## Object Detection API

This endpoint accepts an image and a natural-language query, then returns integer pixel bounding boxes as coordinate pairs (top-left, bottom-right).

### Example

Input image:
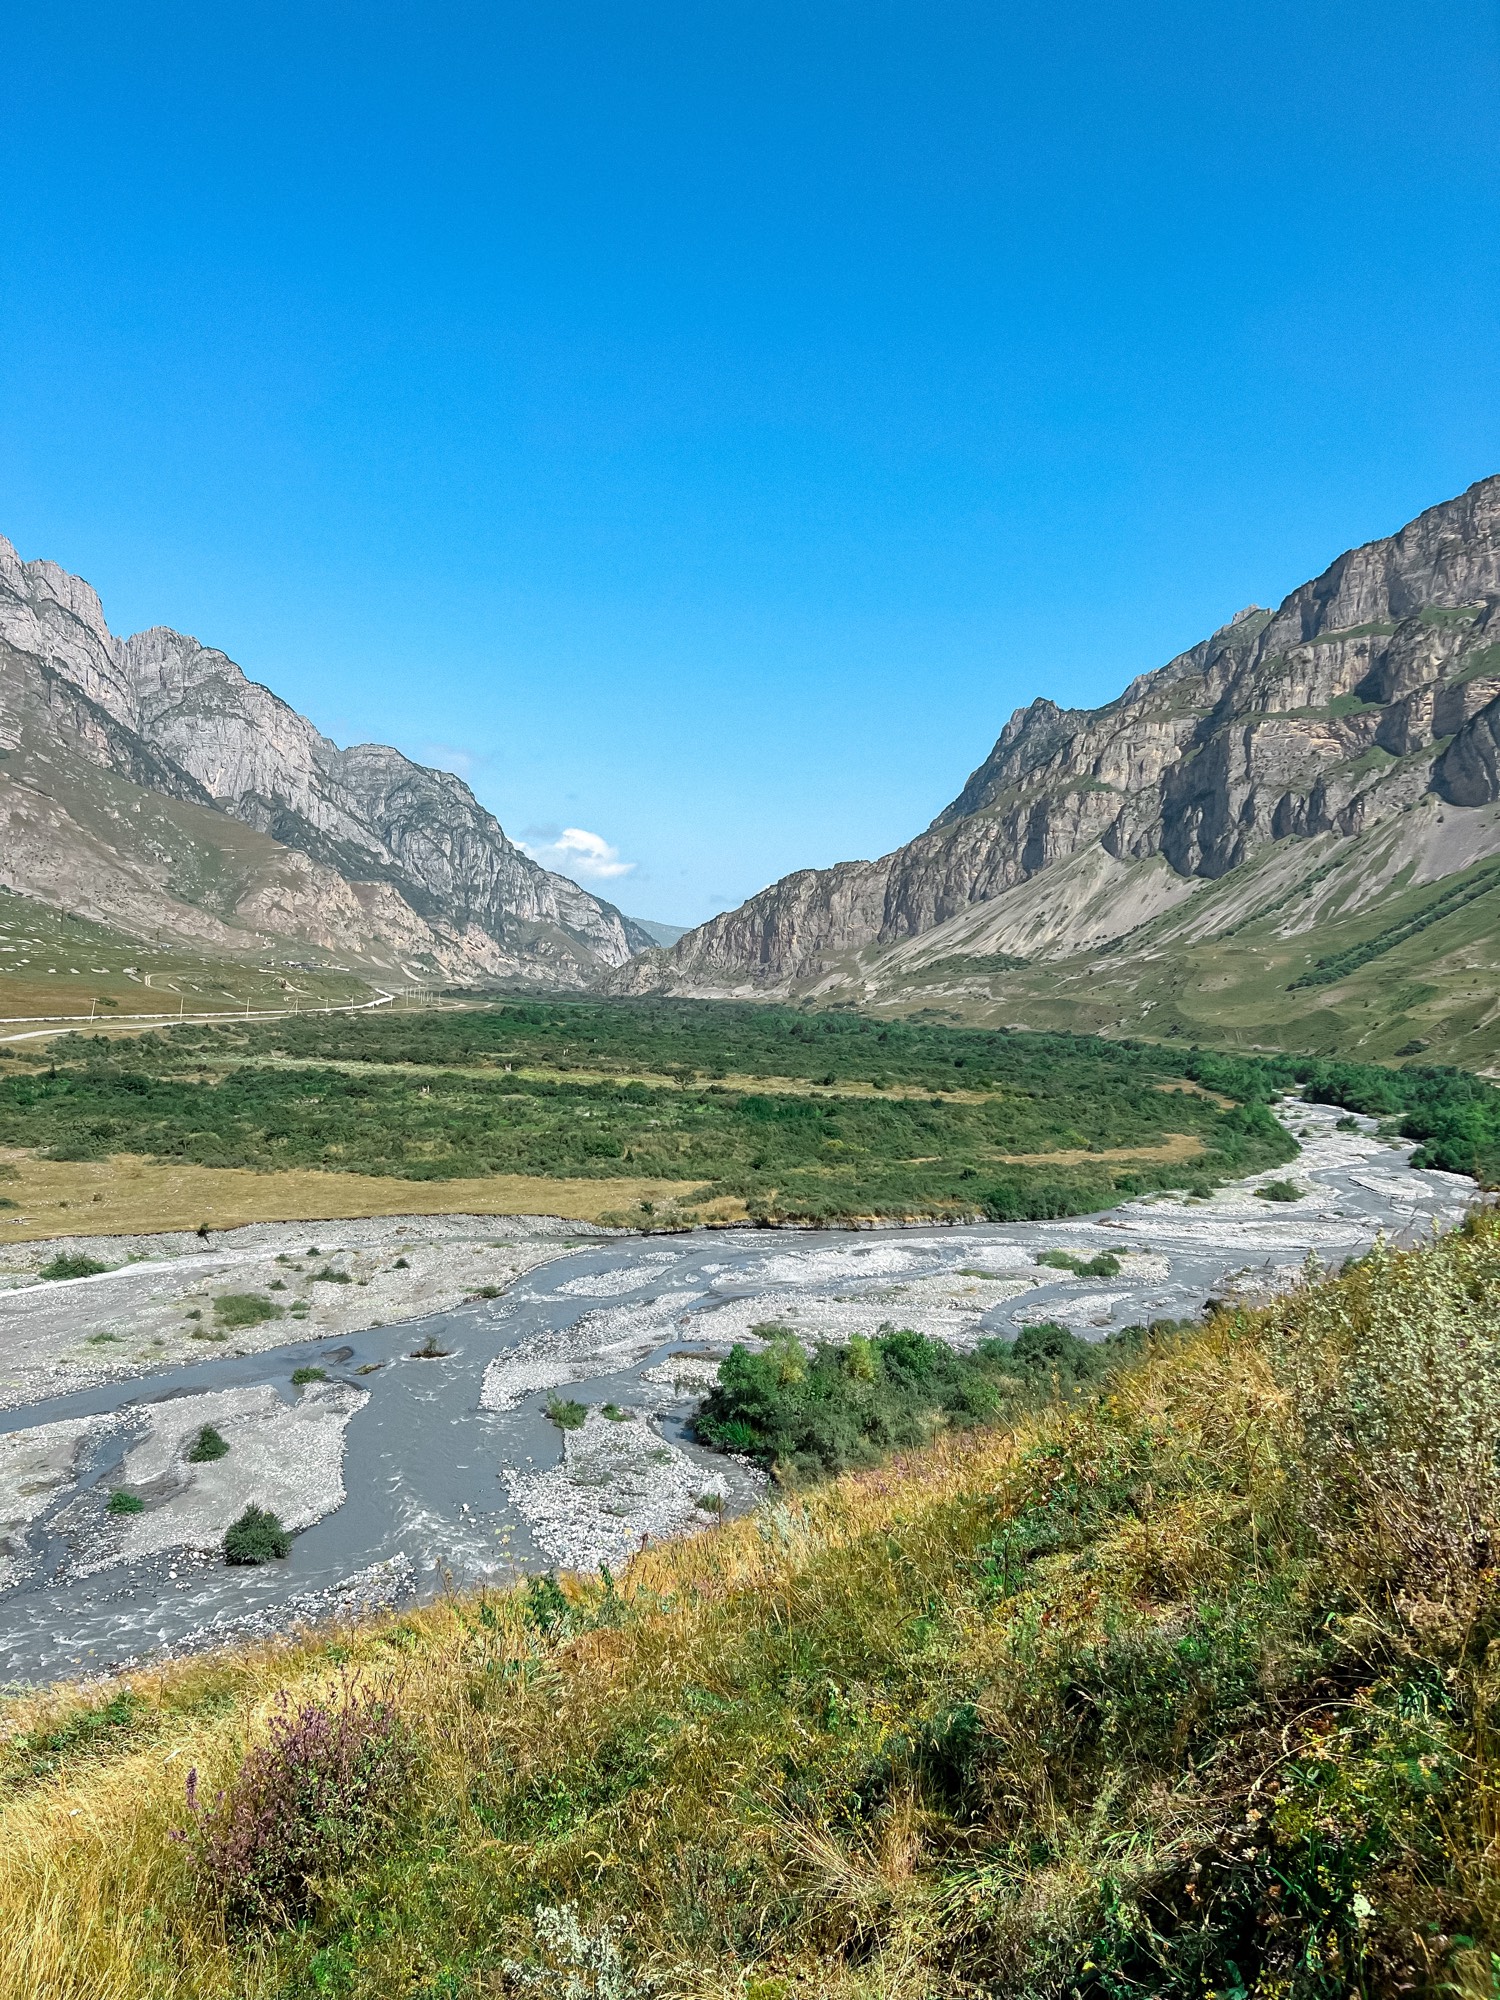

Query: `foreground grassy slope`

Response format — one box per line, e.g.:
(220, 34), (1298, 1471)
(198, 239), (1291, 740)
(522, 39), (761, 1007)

(5, 1211), (1500, 1998)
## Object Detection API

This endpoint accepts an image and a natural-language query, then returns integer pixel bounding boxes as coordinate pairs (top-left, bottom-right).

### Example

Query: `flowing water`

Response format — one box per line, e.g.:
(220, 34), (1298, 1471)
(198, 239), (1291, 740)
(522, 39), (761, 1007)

(0, 1103), (1473, 1683)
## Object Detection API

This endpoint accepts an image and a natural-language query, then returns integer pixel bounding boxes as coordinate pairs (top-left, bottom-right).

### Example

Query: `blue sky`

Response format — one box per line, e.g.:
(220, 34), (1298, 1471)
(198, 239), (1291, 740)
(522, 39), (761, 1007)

(1, 3), (1496, 926)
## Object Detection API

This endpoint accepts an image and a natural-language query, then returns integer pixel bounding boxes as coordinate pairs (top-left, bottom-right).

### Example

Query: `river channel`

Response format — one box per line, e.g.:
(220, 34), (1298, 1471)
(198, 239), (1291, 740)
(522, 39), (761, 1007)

(0, 1101), (1475, 1684)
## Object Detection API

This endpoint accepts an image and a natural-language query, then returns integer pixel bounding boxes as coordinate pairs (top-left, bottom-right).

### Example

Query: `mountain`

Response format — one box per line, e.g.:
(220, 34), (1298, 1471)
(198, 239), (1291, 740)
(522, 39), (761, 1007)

(615, 475), (1500, 1063)
(626, 917), (690, 948)
(0, 539), (653, 986)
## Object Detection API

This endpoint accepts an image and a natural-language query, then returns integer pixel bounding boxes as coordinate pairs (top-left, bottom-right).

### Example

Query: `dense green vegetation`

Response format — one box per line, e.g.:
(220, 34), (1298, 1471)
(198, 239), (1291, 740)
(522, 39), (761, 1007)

(1, 997), (1495, 1219)
(695, 1320), (1146, 1480)
(222, 1506), (290, 1565)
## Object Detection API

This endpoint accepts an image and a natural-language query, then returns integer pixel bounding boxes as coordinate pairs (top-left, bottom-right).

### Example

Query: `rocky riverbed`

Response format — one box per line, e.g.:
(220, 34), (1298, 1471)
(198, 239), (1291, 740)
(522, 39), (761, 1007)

(0, 1103), (1476, 1684)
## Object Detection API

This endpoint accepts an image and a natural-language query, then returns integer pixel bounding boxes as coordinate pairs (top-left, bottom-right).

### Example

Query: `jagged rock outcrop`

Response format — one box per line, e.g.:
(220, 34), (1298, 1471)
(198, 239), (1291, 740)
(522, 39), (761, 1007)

(620, 474), (1500, 994)
(0, 538), (651, 982)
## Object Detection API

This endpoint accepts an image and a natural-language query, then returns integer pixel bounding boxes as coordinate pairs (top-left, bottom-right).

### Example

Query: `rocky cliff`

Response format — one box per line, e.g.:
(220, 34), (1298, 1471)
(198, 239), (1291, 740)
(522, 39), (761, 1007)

(0, 540), (650, 984)
(618, 475), (1500, 996)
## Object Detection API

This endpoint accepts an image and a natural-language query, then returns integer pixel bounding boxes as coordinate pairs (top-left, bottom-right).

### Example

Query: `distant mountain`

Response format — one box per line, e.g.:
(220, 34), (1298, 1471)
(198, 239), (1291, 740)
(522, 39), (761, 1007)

(626, 917), (689, 948)
(0, 540), (654, 985)
(616, 476), (1500, 1064)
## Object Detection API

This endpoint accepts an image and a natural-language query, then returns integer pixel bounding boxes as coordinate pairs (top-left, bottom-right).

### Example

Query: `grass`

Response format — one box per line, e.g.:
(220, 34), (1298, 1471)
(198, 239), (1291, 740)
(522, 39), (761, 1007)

(1288, 860), (1500, 989)
(0, 1149), (719, 1243)
(211, 1293), (281, 1330)
(0, 885), (368, 1026)
(7, 1211), (1500, 1996)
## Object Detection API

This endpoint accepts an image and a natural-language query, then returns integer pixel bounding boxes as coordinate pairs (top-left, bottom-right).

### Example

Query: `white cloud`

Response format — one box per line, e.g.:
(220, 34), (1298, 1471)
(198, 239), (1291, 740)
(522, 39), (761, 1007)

(520, 826), (636, 883)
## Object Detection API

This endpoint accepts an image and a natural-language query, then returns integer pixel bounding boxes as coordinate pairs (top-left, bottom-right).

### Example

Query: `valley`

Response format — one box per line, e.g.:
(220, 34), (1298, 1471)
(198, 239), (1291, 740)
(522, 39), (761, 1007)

(0, 1098), (1469, 1684)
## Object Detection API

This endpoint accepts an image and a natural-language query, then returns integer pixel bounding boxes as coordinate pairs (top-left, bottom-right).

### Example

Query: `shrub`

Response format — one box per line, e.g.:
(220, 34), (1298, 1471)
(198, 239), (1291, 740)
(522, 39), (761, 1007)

(502, 1902), (638, 1997)
(213, 1293), (282, 1329)
(1035, 1248), (1122, 1277)
(223, 1505), (291, 1564)
(696, 1322), (1127, 1481)
(38, 1253), (108, 1281)
(409, 1332), (450, 1359)
(311, 1266), (351, 1285)
(187, 1425), (229, 1463)
(105, 1490), (144, 1515)
(392, 1256), (410, 1269)
(1255, 1178), (1303, 1202)
(290, 1366), (326, 1387)
(545, 1396), (588, 1430)
(179, 1682), (413, 1921)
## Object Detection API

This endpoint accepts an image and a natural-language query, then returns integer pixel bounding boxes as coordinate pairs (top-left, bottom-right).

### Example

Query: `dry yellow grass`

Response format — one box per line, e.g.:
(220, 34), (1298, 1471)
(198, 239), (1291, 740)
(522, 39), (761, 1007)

(0, 1150), (746, 1243)
(0, 1420), (1034, 2000)
(3, 1220), (1499, 1996)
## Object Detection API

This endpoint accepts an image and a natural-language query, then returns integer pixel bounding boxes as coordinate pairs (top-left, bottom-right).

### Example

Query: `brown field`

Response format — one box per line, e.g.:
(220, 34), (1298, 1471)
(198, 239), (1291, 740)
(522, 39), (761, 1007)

(0, 1125), (1205, 1245)
(0, 1152), (744, 1243)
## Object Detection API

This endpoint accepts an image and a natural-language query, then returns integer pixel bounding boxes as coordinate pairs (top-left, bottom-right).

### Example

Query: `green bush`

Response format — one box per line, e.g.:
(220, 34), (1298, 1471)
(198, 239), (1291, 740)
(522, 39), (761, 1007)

(213, 1293), (282, 1329)
(290, 1366), (326, 1387)
(311, 1267), (352, 1285)
(695, 1322), (1130, 1482)
(105, 1491), (144, 1516)
(1035, 1248), (1122, 1277)
(223, 1505), (291, 1565)
(187, 1425), (229, 1463)
(38, 1253), (108, 1281)
(545, 1396), (588, 1431)
(1256, 1178), (1303, 1202)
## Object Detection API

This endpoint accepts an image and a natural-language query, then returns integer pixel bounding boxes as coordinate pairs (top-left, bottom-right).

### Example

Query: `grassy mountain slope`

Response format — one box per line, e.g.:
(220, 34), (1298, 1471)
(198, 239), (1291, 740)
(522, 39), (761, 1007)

(856, 816), (1500, 1067)
(4, 1210), (1500, 1998)
(0, 887), (369, 1024)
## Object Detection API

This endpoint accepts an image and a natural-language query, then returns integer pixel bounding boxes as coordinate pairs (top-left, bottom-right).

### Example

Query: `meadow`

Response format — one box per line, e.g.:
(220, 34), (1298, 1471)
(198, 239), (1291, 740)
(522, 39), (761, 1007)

(3, 1206), (1499, 1997)
(0, 1002), (1320, 1225)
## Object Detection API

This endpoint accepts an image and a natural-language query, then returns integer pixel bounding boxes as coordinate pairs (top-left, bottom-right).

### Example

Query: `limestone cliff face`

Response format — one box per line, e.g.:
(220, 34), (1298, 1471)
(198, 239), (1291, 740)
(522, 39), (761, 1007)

(0, 540), (649, 981)
(621, 474), (1500, 994)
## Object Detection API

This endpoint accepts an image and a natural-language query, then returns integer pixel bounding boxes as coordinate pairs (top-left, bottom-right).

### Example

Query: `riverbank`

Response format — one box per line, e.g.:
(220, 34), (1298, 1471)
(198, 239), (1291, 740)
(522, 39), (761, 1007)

(0, 1099), (1475, 1685)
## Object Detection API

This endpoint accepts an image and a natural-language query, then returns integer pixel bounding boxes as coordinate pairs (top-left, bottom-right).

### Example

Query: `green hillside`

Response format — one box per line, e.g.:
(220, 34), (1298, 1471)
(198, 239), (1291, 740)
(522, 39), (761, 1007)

(872, 847), (1500, 1070)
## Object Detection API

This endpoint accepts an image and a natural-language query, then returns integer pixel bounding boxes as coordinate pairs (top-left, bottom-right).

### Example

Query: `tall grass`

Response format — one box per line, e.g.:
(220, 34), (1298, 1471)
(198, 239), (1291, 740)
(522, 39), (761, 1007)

(5, 1216), (1500, 1996)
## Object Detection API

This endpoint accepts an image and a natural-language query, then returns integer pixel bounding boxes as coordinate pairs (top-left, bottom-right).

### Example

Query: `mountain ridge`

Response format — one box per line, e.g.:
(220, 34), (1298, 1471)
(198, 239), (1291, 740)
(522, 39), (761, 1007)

(0, 538), (650, 985)
(614, 474), (1500, 1038)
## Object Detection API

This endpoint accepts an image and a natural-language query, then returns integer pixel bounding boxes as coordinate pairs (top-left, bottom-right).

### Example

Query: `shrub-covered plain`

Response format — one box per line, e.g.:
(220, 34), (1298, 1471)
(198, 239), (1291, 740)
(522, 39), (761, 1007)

(0, 1000), (1445, 1225)
(1, 1000), (1492, 1224)
(6, 1212), (1500, 1996)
